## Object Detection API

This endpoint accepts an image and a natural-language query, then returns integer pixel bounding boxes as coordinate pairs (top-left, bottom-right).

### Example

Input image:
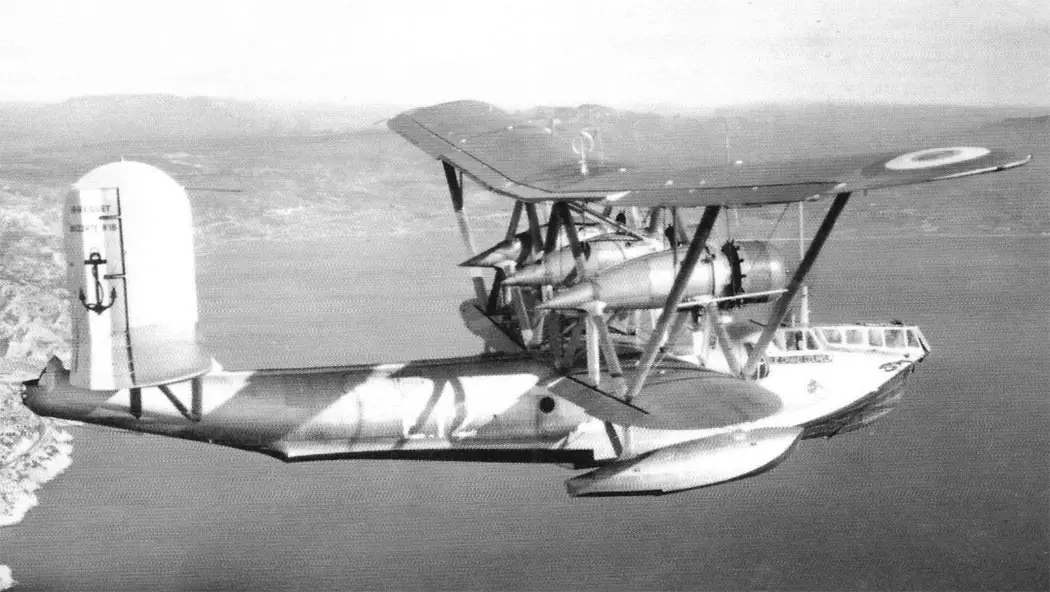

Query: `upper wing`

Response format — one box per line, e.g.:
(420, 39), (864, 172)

(389, 100), (1031, 206)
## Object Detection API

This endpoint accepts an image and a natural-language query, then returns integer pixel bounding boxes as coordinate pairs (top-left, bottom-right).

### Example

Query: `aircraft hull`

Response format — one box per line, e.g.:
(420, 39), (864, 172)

(22, 354), (597, 461)
(22, 341), (922, 469)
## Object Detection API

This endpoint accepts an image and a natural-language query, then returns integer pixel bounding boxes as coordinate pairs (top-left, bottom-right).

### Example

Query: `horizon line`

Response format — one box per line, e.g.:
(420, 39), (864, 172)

(0, 94), (1047, 113)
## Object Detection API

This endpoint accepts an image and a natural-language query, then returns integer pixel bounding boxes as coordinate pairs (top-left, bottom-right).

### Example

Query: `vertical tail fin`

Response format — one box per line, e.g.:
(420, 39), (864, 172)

(66, 161), (210, 390)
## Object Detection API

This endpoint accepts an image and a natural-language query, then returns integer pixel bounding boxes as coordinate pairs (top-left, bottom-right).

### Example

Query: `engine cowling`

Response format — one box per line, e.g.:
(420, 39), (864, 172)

(537, 239), (789, 310)
(503, 235), (663, 286)
(719, 240), (788, 306)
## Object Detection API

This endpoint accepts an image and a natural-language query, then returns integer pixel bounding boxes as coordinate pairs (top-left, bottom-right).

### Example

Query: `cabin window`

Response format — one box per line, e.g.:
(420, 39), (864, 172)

(907, 329), (921, 348)
(846, 329), (864, 345)
(885, 329), (906, 349)
(822, 328), (843, 344)
(868, 329), (884, 347)
(782, 329), (819, 351)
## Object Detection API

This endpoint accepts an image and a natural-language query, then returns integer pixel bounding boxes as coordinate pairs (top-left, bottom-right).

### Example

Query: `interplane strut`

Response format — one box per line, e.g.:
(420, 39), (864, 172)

(625, 206), (721, 402)
(741, 192), (851, 377)
(443, 161), (487, 304)
(706, 303), (743, 377)
(525, 203), (543, 257)
(555, 202), (589, 280)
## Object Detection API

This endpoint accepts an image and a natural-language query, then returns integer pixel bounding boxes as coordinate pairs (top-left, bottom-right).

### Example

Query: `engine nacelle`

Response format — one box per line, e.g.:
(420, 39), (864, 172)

(503, 235), (663, 286)
(719, 240), (789, 306)
(537, 239), (788, 310)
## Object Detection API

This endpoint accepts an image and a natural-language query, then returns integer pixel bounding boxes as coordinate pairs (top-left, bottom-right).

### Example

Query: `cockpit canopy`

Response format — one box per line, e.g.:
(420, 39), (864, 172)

(774, 324), (929, 354)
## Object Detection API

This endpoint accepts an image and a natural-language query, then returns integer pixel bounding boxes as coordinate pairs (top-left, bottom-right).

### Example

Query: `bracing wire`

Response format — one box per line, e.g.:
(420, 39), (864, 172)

(765, 203), (792, 241)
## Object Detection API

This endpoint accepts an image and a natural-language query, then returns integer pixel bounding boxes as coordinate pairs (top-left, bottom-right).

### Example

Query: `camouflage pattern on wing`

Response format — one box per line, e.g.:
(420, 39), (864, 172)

(388, 100), (1031, 206)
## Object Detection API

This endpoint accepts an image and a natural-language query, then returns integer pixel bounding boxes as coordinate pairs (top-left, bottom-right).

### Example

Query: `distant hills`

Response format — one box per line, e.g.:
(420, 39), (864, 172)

(0, 95), (404, 147)
(995, 114), (1050, 128)
(0, 94), (1045, 154)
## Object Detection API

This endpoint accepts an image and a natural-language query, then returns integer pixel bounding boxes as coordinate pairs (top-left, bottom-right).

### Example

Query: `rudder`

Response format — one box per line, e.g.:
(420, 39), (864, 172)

(65, 161), (210, 390)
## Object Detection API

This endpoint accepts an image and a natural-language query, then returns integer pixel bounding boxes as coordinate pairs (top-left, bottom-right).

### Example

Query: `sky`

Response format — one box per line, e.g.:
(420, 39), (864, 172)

(1, 0), (1047, 108)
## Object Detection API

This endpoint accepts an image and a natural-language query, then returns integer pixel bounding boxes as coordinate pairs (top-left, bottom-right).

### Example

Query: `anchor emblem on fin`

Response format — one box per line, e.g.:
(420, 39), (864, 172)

(79, 251), (118, 315)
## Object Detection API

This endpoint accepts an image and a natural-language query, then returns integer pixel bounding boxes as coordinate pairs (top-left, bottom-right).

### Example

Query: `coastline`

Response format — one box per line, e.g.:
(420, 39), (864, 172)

(0, 417), (74, 527)
(1, 362), (76, 522)
(0, 376), (75, 591)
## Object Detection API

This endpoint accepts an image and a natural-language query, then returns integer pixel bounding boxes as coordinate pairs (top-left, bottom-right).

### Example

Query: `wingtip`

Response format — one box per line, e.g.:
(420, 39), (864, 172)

(930, 151), (1033, 181)
(1005, 153), (1033, 170)
(999, 153), (1033, 169)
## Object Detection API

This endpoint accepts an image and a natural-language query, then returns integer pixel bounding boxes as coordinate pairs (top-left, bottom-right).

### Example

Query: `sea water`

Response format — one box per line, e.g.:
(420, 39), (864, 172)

(2, 231), (1046, 591)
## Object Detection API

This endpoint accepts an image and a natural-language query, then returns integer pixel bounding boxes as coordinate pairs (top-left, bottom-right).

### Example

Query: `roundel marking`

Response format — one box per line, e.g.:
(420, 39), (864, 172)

(884, 146), (990, 171)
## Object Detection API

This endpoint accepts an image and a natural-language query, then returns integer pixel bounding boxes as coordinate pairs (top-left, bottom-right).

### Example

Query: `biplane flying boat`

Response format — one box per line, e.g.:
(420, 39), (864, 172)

(22, 101), (1030, 496)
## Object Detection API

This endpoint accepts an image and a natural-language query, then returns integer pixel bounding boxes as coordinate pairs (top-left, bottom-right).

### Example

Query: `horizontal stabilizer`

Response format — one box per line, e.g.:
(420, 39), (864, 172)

(389, 101), (1031, 207)
(566, 426), (802, 496)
